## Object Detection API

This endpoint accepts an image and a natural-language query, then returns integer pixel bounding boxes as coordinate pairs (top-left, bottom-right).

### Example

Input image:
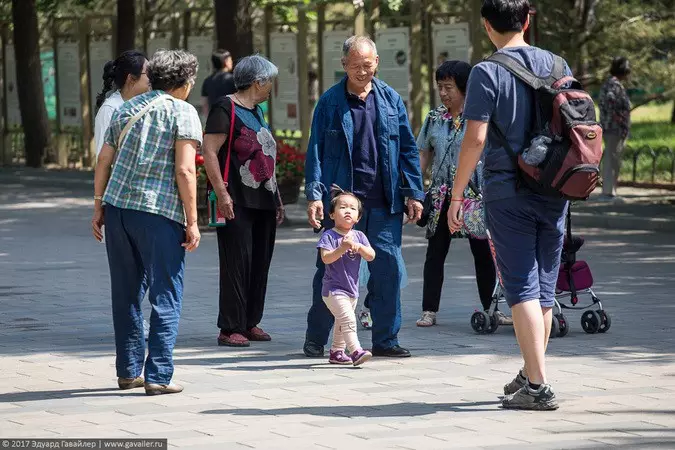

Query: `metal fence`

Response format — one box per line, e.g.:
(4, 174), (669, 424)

(5, 128), (85, 167)
(622, 145), (675, 184)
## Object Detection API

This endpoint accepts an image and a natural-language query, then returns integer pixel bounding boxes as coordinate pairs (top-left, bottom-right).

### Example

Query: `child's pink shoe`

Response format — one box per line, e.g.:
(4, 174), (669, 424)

(328, 349), (352, 365)
(350, 349), (372, 366)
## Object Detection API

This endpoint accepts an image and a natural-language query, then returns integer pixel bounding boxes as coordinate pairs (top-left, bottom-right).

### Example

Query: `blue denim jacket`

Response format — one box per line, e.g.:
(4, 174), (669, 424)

(305, 77), (425, 214)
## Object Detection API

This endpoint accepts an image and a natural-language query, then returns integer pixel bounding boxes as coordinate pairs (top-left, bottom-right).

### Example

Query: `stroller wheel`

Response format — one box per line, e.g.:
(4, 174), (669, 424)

(581, 310), (601, 334)
(597, 310), (611, 333)
(470, 311), (492, 334)
(550, 315), (560, 339)
(555, 313), (569, 338)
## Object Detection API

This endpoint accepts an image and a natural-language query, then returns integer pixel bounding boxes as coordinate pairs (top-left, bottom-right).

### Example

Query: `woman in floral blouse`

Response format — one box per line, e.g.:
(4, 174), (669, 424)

(203, 55), (284, 347)
(415, 61), (506, 328)
(598, 57), (631, 199)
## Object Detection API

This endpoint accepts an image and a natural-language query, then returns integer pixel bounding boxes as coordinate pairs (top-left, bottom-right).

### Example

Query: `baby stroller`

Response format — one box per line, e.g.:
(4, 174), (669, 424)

(550, 206), (610, 337)
(470, 206), (610, 337)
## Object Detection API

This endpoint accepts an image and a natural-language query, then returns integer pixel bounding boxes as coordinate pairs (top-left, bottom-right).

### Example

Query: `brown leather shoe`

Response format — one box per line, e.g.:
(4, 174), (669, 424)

(118, 376), (144, 390)
(144, 383), (184, 396)
(245, 326), (271, 342)
(217, 332), (251, 347)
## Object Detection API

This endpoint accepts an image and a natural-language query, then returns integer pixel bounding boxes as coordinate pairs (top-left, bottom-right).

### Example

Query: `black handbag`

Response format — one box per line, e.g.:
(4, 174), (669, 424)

(416, 191), (434, 227)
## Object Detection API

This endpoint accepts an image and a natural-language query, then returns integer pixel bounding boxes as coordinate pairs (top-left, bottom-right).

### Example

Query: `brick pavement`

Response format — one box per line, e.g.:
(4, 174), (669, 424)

(1, 172), (675, 449)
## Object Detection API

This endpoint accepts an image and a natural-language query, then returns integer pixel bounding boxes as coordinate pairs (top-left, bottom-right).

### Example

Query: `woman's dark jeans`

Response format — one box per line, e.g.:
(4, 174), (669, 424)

(105, 205), (185, 385)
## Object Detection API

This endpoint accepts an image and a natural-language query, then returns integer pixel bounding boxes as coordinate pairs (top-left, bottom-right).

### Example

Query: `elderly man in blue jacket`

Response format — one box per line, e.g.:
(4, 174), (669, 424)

(304, 35), (425, 358)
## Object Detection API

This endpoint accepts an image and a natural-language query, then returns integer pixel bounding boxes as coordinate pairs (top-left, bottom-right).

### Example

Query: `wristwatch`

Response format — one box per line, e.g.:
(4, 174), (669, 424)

(94, 195), (103, 201)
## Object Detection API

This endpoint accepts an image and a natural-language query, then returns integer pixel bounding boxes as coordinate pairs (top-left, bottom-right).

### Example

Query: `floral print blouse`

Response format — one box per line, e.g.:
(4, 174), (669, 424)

(598, 76), (631, 140)
(416, 105), (484, 238)
(205, 98), (279, 211)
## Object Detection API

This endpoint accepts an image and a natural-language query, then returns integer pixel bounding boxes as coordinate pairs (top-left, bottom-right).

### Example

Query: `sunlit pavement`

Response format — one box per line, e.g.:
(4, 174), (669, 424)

(1, 171), (674, 449)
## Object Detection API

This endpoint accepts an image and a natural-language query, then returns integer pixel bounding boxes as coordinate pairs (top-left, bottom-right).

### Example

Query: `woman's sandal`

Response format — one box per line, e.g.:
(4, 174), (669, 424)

(217, 332), (251, 347)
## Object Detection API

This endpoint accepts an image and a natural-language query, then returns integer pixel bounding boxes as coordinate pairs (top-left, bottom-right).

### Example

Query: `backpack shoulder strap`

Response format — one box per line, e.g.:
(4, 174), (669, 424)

(486, 53), (546, 90)
(549, 54), (565, 81)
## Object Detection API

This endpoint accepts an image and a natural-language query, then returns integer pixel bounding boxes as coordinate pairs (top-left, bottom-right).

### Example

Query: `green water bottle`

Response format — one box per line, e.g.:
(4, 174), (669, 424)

(208, 190), (227, 227)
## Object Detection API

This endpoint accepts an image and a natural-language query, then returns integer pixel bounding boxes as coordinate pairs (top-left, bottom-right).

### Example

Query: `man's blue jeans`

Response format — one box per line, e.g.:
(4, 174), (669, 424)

(306, 208), (404, 350)
(104, 205), (185, 385)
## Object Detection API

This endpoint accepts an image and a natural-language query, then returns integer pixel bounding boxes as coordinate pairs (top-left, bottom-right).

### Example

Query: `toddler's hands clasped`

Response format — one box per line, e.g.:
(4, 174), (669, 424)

(340, 233), (362, 255)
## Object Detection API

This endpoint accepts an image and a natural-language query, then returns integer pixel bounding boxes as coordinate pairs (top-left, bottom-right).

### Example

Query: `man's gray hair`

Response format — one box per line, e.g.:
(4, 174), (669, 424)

(341, 35), (378, 63)
(233, 54), (279, 91)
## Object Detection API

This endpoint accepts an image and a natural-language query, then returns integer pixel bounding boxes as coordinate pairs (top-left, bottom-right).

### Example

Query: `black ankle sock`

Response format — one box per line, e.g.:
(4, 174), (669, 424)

(528, 381), (541, 390)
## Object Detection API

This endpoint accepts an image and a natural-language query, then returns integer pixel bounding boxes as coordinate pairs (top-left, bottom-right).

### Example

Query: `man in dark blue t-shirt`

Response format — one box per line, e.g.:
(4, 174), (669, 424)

(449, 0), (568, 411)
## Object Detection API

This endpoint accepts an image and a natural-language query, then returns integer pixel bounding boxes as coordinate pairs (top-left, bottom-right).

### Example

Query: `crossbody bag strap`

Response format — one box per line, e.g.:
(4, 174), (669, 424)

(222, 98), (236, 184)
(117, 94), (168, 149)
(430, 118), (456, 189)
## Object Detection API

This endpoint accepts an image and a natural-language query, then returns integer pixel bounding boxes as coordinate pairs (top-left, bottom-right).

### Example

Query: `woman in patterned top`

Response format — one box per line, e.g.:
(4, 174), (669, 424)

(92, 50), (203, 396)
(415, 60), (505, 328)
(598, 57), (631, 199)
(203, 55), (284, 348)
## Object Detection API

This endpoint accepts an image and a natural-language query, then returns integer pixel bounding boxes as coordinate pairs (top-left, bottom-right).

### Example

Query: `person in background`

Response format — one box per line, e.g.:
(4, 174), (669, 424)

(92, 50), (203, 396)
(598, 57), (631, 200)
(415, 60), (504, 328)
(202, 55), (284, 348)
(94, 50), (151, 340)
(201, 49), (236, 118)
(95, 51), (150, 157)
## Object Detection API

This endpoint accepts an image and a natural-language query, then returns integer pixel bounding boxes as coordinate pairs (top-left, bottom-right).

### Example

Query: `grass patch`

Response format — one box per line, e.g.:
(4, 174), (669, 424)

(620, 101), (675, 183)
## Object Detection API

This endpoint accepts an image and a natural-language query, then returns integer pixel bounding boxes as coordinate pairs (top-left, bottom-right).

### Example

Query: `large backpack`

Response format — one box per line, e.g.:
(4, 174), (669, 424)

(486, 52), (603, 200)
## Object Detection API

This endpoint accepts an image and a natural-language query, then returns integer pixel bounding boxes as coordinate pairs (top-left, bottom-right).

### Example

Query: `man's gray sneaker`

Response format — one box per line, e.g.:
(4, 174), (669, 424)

(502, 384), (559, 411)
(495, 310), (513, 326)
(503, 370), (527, 395)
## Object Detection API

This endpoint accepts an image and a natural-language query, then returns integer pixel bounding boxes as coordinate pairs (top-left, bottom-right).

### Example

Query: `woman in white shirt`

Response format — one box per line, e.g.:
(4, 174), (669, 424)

(94, 50), (151, 338)
(94, 50), (151, 156)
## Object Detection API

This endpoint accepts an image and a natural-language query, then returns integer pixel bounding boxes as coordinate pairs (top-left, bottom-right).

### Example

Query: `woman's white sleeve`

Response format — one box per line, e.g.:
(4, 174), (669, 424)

(94, 106), (114, 156)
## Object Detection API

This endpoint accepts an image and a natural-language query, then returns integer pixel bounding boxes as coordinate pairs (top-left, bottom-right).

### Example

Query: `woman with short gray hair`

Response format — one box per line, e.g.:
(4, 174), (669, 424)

(92, 49), (203, 395)
(203, 54), (284, 347)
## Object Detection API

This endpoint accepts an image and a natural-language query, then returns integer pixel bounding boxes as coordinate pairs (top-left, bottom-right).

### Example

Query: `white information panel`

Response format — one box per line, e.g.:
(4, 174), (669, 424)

(147, 36), (172, 58)
(56, 40), (82, 129)
(4, 44), (21, 127)
(88, 38), (112, 119)
(375, 27), (410, 106)
(187, 35), (213, 114)
(269, 32), (299, 131)
(322, 30), (350, 93)
(431, 22), (471, 107)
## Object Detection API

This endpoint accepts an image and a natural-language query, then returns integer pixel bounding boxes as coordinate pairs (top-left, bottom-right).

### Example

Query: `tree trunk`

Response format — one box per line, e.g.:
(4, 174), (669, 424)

(116, 0), (136, 54)
(214, 0), (253, 63)
(572, 0), (599, 83)
(11, 0), (52, 168)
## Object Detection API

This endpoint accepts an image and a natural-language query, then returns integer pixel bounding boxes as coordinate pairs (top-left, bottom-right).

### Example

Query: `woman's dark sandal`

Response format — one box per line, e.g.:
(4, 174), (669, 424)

(217, 332), (251, 347)
(118, 376), (144, 390)
(245, 327), (271, 342)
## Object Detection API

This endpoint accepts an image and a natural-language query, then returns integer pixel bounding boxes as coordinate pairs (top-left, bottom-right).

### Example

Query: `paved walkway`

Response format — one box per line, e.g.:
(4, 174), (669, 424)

(1, 169), (675, 449)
